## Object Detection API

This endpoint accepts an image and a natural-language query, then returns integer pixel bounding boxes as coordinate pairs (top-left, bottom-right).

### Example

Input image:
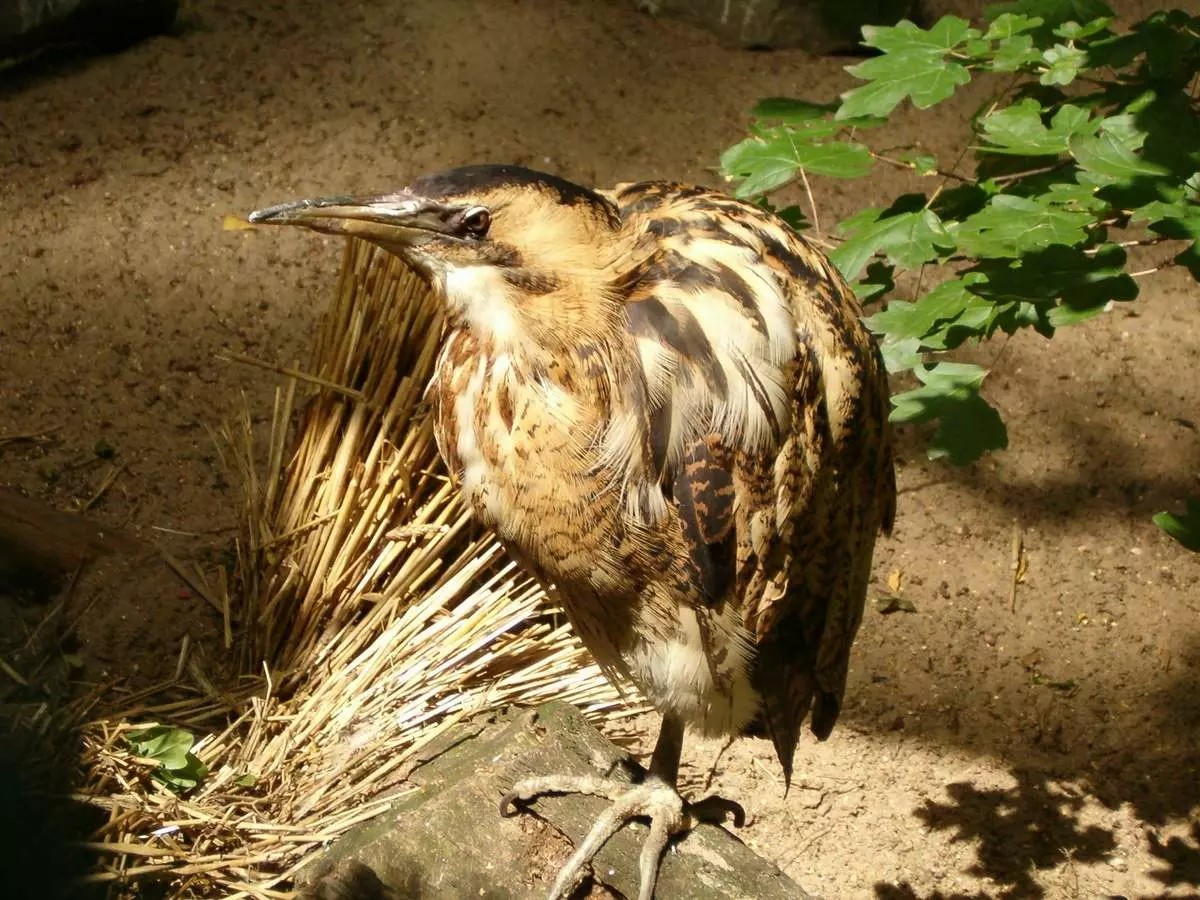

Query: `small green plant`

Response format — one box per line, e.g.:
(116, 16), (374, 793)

(1154, 499), (1200, 551)
(720, 0), (1199, 543)
(126, 725), (208, 792)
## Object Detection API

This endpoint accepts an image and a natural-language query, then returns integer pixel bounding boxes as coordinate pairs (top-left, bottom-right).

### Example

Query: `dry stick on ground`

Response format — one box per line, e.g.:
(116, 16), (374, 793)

(77, 238), (643, 897)
(1010, 521), (1024, 613)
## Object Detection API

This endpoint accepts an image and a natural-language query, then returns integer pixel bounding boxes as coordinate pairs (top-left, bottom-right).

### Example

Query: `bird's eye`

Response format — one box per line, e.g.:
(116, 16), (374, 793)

(461, 207), (491, 238)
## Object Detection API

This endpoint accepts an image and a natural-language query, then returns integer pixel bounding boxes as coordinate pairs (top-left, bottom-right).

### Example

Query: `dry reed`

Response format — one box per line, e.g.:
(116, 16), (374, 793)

(77, 238), (644, 898)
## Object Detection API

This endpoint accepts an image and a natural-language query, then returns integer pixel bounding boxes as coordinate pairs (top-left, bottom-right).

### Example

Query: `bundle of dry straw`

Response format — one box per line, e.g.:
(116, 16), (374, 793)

(78, 238), (644, 898)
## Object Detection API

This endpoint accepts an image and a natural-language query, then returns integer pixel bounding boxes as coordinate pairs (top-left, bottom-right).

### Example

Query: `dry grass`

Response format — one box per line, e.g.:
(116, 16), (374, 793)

(75, 239), (644, 898)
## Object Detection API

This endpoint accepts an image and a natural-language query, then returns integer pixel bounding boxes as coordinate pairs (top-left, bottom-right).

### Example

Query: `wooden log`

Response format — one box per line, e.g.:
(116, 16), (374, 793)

(296, 701), (811, 900)
(0, 487), (143, 589)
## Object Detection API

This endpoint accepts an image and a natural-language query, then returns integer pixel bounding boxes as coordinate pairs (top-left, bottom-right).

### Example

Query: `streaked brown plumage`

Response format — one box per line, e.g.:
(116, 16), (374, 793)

(249, 164), (896, 900)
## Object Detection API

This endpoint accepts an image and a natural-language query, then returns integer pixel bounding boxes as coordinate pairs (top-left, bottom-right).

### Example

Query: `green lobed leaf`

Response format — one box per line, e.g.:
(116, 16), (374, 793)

(984, 12), (1044, 39)
(879, 336), (924, 374)
(1154, 498), (1200, 552)
(889, 362), (1008, 464)
(985, 0), (1114, 33)
(750, 98), (839, 124)
(1096, 113), (1147, 152)
(838, 51), (972, 120)
(720, 129), (873, 198)
(1054, 16), (1112, 39)
(864, 275), (983, 344)
(861, 16), (979, 54)
(774, 205), (810, 231)
(1040, 43), (1088, 85)
(978, 98), (1097, 155)
(1146, 207), (1200, 280)
(990, 34), (1044, 70)
(1069, 131), (1172, 186)
(1041, 181), (1107, 213)
(969, 244), (1138, 325)
(952, 194), (1092, 257)
(853, 260), (896, 303)
(831, 198), (955, 280)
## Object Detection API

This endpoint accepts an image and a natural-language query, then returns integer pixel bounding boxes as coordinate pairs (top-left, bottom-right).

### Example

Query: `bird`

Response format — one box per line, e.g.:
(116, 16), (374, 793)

(248, 163), (897, 900)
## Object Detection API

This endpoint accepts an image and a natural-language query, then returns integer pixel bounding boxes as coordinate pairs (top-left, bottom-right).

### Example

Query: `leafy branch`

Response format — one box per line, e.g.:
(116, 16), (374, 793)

(720, 0), (1200, 546)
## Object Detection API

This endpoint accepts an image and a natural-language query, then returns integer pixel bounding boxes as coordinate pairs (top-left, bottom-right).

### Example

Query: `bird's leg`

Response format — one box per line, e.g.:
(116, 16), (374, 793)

(499, 714), (743, 900)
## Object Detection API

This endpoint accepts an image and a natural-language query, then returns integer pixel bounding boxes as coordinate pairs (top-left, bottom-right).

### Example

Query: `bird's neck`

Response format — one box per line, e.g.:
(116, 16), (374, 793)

(440, 263), (622, 359)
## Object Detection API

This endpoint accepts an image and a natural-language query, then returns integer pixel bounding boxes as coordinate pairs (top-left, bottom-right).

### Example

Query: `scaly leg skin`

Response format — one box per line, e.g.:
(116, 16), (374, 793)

(498, 714), (745, 900)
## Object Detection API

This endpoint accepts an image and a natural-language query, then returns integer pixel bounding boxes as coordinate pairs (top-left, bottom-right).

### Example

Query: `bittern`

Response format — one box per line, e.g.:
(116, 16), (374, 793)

(249, 164), (896, 900)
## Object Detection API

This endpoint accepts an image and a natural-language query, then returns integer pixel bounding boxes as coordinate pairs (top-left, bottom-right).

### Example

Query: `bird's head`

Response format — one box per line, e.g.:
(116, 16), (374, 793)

(249, 164), (628, 352)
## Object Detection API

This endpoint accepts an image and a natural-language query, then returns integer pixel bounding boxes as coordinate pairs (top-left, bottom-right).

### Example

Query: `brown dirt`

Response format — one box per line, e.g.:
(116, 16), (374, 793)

(1, 0), (1197, 897)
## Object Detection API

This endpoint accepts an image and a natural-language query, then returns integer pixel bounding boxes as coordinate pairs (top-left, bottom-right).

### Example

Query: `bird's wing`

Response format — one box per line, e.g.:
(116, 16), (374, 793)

(608, 181), (896, 774)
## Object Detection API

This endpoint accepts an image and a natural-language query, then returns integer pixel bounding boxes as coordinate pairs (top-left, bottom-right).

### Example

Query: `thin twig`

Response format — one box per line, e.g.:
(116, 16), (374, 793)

(1009, 522), (1024, 613)
(162, 553), (224, 616)
(0, 425), (62, 445)
(82, 464), (124, 512)
(871, 151), (972, 184)
(0, 655), (28, 685)
(988, 160), (1072, 185)
(798, 166), (822, 237)
(214, 352), (365, 402)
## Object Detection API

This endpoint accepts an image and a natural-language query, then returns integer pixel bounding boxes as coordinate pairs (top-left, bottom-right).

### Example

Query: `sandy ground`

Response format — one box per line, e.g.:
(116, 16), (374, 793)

(1, 0), (1198, 897)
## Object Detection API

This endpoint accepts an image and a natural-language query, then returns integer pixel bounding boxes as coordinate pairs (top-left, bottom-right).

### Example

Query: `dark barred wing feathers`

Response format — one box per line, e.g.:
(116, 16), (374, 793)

(608, 181), (897, 781)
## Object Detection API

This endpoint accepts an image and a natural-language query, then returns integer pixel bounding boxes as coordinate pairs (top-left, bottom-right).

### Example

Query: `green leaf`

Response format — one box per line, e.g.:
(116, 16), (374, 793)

(1096, 113), (1147, 152)
(970, 244), (1138, 325)
(1042, 181), (1106, 213)
(853, 260), (896, 303)
(721, 136), (797, 197)
(1053, 16), (1112, 39)
(831, 199), (954, 280)
(864, 276), (980, 343)
(899, 150), (939, 175)
(953, 194), (1092, 257)
(1040, 43), (1087, 85)
(774, 205), (809, 231)
(1154, 498), (1200, 552)
(1147, 207), (1200, 280)
(750, 98), (839, 124)
(985, 0), (1114, 32)
(889, 363), (1008, 464)
(978, 99), (1097, 155)
(839, 51), (972, 120)
(127, 725), (208, 793)
(128, 725), (195, 770)
(1069, 132), (1171, 185)
(990, 34), (1043, 70)
(984, 12), (1043, 39)
(879, 336), (923, 373)
(721, 129), (872, 198)
(861, 16), (979, 54)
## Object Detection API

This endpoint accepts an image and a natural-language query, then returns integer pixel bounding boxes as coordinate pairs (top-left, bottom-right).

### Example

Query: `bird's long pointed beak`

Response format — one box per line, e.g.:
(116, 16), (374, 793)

(246, 192), (449, 244)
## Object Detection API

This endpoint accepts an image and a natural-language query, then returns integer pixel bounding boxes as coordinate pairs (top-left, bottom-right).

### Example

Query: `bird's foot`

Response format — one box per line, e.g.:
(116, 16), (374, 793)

(499, 771), (744, 900)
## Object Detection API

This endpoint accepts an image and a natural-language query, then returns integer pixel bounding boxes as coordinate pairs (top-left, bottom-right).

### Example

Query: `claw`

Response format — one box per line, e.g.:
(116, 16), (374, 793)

(498, 791), (527, 818)
(689, 795), (746, 828)
(499, 770), (747, 900)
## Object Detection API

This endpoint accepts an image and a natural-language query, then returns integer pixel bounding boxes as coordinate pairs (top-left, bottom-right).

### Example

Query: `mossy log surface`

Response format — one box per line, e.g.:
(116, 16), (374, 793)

(296, 701), (813, 900)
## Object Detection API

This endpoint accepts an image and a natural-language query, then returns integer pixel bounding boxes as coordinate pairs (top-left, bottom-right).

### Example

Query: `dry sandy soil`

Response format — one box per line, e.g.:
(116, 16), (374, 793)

(2, 0), (1198, 898)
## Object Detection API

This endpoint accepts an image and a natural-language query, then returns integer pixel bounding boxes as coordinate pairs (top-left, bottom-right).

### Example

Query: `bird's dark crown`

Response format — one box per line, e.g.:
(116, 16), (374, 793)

(410, 164), (620, 228)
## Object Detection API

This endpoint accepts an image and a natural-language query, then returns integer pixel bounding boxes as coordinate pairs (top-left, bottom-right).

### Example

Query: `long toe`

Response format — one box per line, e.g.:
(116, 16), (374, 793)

(498, 773), (689, 900)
